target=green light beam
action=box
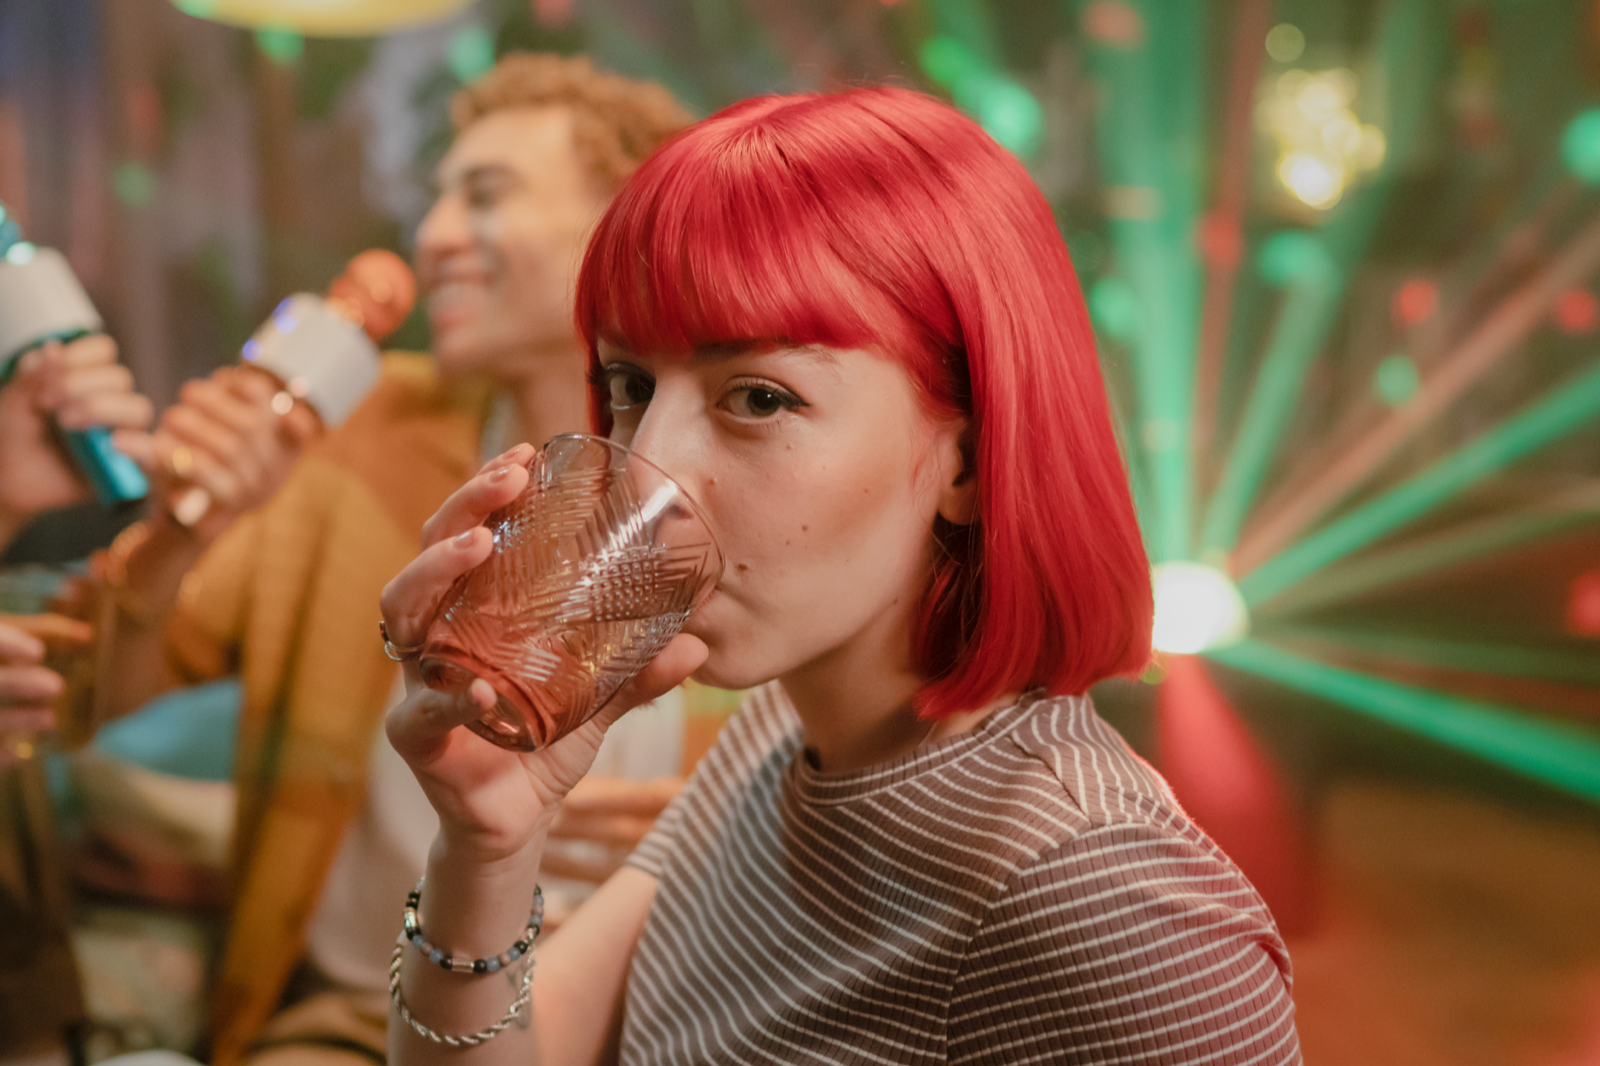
[1198,0,1445,559]
[1240,356,1600,606]
[1201,258,1342,557]
[1208,640,1600,805]
[1076,0,1206,562]
[1273,625,1600,690]
[1258,480,1600,617]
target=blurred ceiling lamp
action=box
[170,0,473,35]
[1258,68,1385,211]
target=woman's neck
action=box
[777,621,1011,773]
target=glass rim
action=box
[541,432,723,562]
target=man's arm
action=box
[92,365,318,720]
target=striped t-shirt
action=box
[623,684,1300,1065]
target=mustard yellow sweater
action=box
[164,354,487,1065]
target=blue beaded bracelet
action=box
[402,878,544,976]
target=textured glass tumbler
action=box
[421,434,723,752]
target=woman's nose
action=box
[626,380,705,497]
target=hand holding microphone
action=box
[155,249,416,537]
[0,203,153,526]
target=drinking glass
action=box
[421,434,723,752]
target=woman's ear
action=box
[936,421,978,526]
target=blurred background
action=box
[1,0,1599,1063]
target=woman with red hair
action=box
[380,87,1299,1065]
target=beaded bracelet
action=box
[402,878,544,975]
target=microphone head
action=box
[327,248,416,341]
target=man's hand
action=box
[0,336,153,541]
[148,365,321,543]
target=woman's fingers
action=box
[57,389,154,434]
[0,613,93,647]
[0,708,56,733]
[418,454,532,550]
[52,333,118,369]
[385,682,496,765]
[111,429,158,472]
[0,623,45,665]
[379,526,496,647]
[169,376,267,446]
[474,442,535,480]
[153,429,245,509]
[589,634,709,733]
[0,664,64,705]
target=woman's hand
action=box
[0,615,91,767]
[149,364,321,543]
[0,336,154,540]
[381,443,707,866]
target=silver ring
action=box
[380,620,424,662]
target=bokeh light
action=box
[1561,107,1600,185]
[918,35,1043,159]
[1392,276,1438,327]
[448,24,496,84]
[1081,0,1144,48]
[1265,23,1305,64]
[1567,570,1600,637]
[1152,562,1250,654]
[1554,288,1600,335]
[112,161,157,207]
[1373,353,1420,407]
[1089,275,1140,342]
[1257,230,1333,287]
[1260,68,1386,210]
[1277,151,1345,208]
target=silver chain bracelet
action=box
[388,934,534,1048]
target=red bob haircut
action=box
[575,86,1152,718]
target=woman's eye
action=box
[605,368,654,410]
[725,385,800,419]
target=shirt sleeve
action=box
[948,821,1301,1066]
[163,508,260,683]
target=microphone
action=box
[0,202,150,506]
[167,249,416,527]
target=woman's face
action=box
[597,340,970,692]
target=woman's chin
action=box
[686,645,771,693]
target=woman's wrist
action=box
[419,828,551,960]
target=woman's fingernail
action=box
[455,529,478,547]
[493,444,526,463]
[490,465,514,481]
